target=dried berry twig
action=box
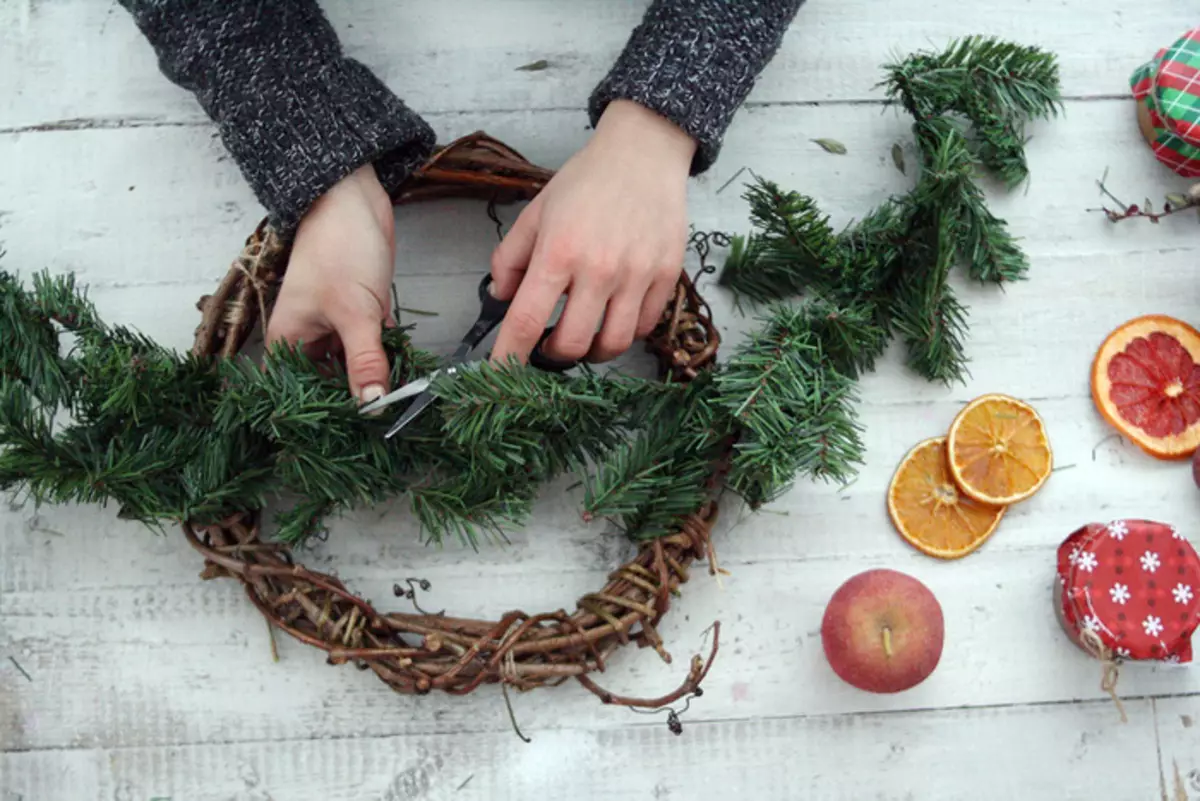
[1088,168,1200,224]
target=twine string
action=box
[1080,628,1128,723]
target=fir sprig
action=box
[718,36,1058,387]
[881,35,1062,122]
[714,307,864,506]
[583,422,713,539]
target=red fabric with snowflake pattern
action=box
[1056,520,1200,662]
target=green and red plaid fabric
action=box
[1132,28,1200,177]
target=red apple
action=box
[820,568,944,693]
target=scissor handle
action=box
[529,330,577,373]
[477,272,512,321]
[477,274,576,374]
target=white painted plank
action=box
[6,542,1200,751]
[0,699,1171,800]
[1157,697,1200,800]
[0,0,1188,129]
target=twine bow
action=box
[1080,628,1128,723]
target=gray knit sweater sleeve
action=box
[590,0,805,175]
[118,0,436,235]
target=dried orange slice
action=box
[946,393,1052,505]
[1090,314,1200,460]
[887,437,1007,559]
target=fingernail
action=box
[361,384,385,414]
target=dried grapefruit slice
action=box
[887,437,1007,559]
[1091,314,1200,459]
[946,394,1052,505]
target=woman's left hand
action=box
[488,99,697,365]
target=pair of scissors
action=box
[358,273,577,438]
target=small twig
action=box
[688,230,732,281]
[717,166,748,195]
[1088,171,1200,224]
[396,307,440,318]
[501,682,532,743]
[486,195,507,242]
[394,578,441,616]
[1097,167,1124,207]
[576,620,720,714]
[1052,463,1077,472]
[8,655,32,682]
[456,775,475,792]
[266,620,280,663]
[625,689,700,736]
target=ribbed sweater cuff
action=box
[588,1,802,175]
[212,55,436,236]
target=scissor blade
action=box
[384,391,437,438]
[358,378,431,416]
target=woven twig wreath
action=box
[183,132,723,711]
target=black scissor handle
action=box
[477,272,512,322]
[477,274,576,374]
[529,329,577,374]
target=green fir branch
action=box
[957,183,1028,283]
[582,403,716,539]
[715,307,864,505]
[882,35,1062,122]
[890,207,971,384]
[0,271,75,408]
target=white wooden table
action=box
[4,2,1200,798]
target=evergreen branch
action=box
[725,371,863,508]
[957,183,1028,283]
[0,270,74,408]
[583,415,713,539]
[275,498,336,546]
[178,432,276,522]
[715,232,787,307]
[891,206,971,384]
[382,324,441,386]
[911,116,975,197]
[744,179,837,260]
[716,179,837,307]
[799,296,890,379]
[30,270,102,333]
[883,35,1062,122]
[715,307,864,505]
[828,198,910,301]
[967,104,1030,189]
[0,379,57,494]
[433,362,635,478]
[75,336,217,430]
[409,472,533,549]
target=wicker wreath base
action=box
[185,132,724,711]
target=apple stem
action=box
[882,626,893,658]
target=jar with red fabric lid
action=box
[1057,520,1200,663]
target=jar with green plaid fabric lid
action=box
[1132,29,1200,177]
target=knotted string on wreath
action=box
[1080,628,1128,723]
